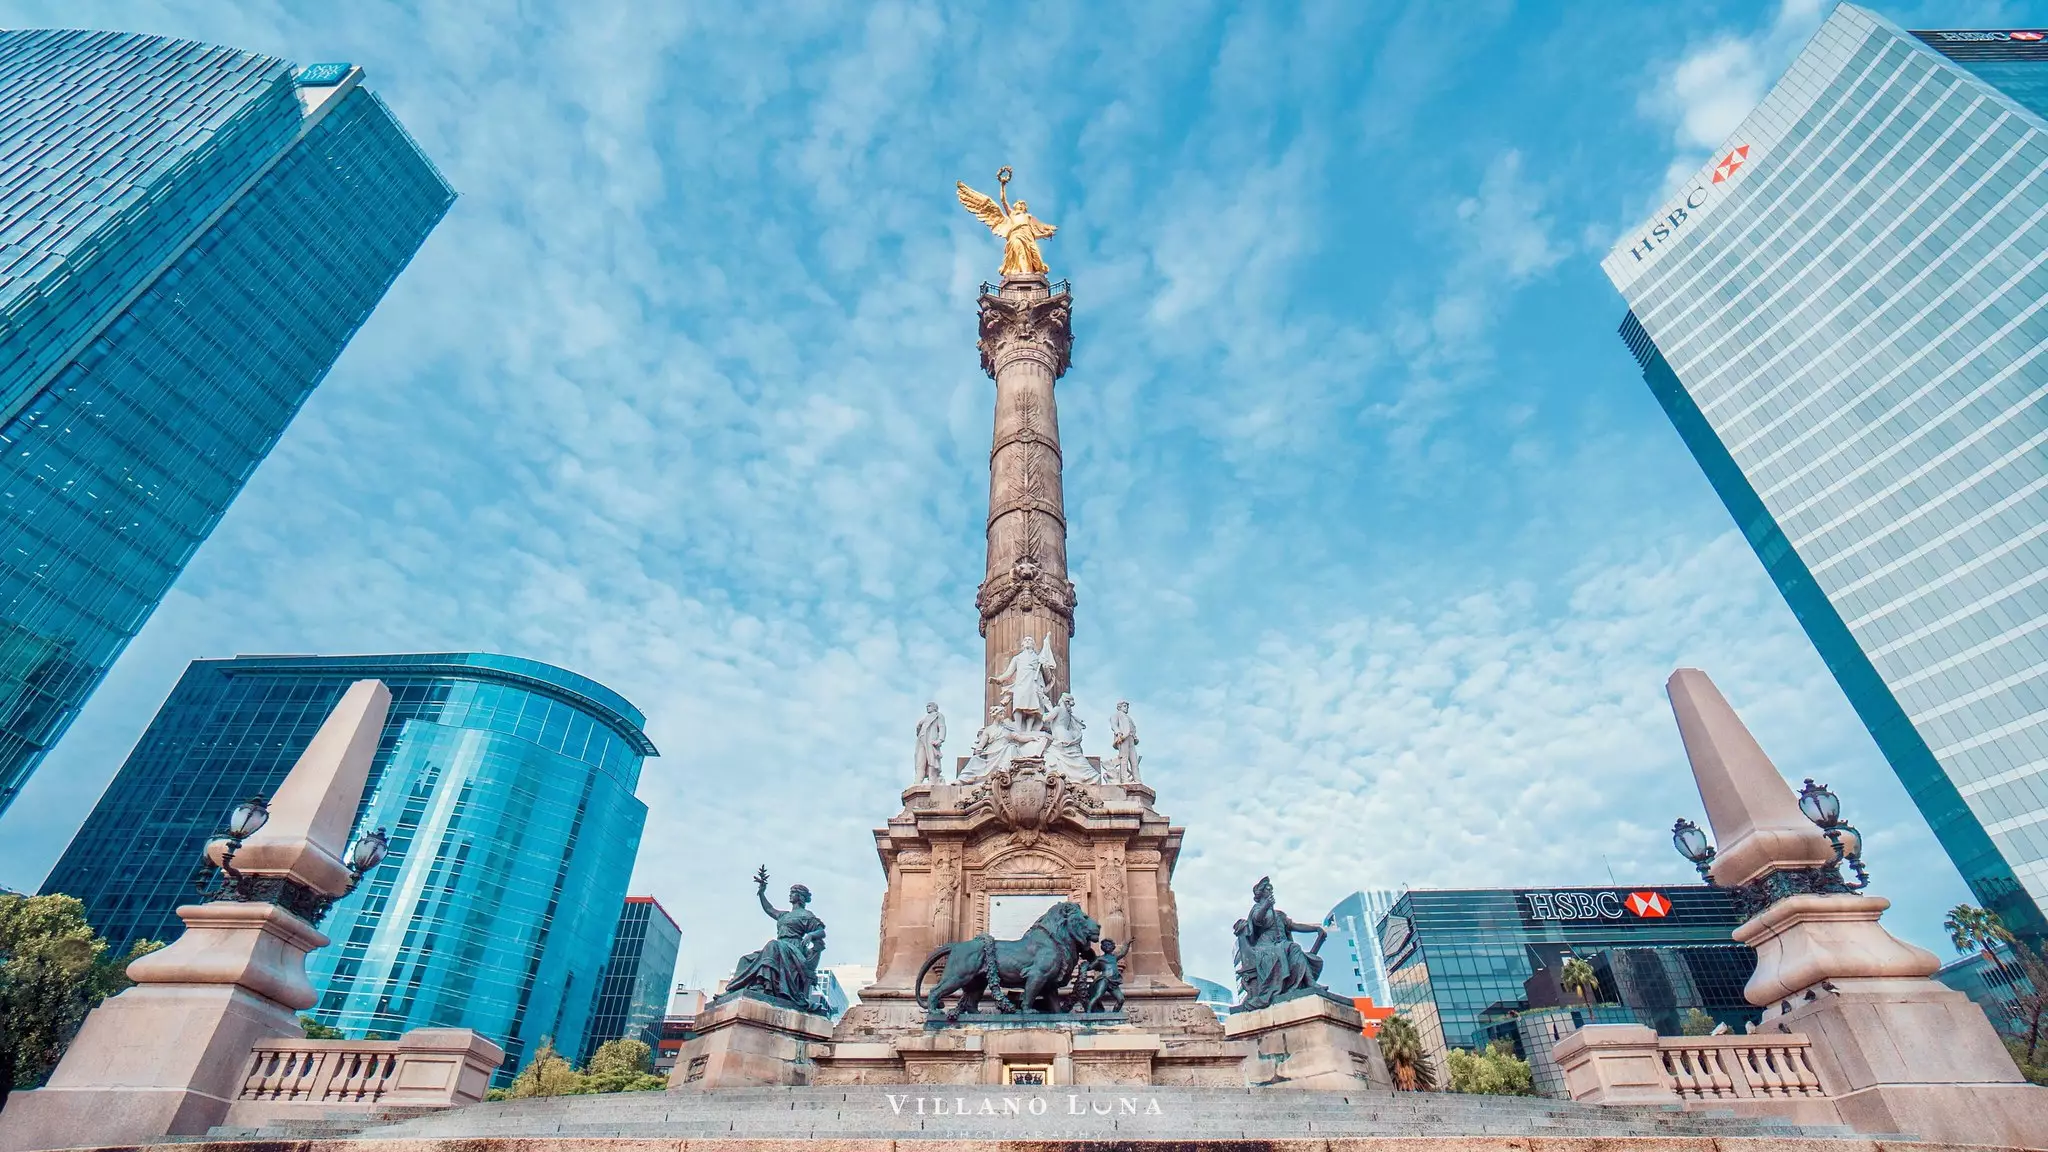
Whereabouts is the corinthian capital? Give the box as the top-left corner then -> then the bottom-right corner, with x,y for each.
978,289 -> 1073,380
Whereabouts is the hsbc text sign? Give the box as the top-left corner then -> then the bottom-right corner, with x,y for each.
1624,145 -> 1750,264
1932,30 -> 2045,42
1523,890 -> 1673,922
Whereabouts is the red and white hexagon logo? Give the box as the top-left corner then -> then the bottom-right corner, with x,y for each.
2012,31 -> 2044,41
1711,145 -> 1750,184
1626,891 -> 1671,918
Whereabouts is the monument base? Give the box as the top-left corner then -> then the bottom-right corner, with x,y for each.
0,983 -> 303,1152
1772,977 -> 2048,1146
1225,993 -> 1389,1090
666,996 -> 833,1090
811,1017 -> 1254,1087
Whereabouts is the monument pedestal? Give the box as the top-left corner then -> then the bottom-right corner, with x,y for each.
813,1020 -> 1254,1088
0,681 -> 391,1152
668,996 -> 834,1089
1772,977 -> 2048,1147
0,980 -> 304,1152
1225,993 -> 1389,1090
846,772 -> 1214,1042
1660,669 -> 2048,1146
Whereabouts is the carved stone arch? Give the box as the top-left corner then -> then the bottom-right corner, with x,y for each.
985,850 -> 1067,878
966,828 -> 1084,871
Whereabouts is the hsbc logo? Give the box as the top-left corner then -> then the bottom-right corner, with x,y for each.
1626,891 -> 1671,918
1627,144 -> 1752,263
1936,30 -> 2044,42
1524,889 -> 1675,922
1711,144 -> 1749,184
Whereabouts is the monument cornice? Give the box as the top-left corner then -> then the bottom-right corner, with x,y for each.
977,288 -> 1073,381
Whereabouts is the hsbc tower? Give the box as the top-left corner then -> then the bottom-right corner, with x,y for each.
1605,5 -> 2048,939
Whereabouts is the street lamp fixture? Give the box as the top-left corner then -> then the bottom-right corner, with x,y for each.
1797,779 -> 1870,890
208,795 -> 270,880
1670,817 -> 1717,883
344,827 -> 389,892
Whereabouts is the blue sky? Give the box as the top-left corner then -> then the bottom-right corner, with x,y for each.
0,0 -> 2040,989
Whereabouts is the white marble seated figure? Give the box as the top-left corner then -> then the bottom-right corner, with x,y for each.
958,706 -> 1010,782
1045,692 -> 1095,780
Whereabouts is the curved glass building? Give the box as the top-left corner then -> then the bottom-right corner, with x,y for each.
1605,5 -> 2048,938
0,32 -> 454,815
42,653 -> 657,1079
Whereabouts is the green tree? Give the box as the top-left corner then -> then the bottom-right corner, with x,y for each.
1445,1038 -> 1535,1096
507,1039 -> 586,1098
1376,1013 -> 1437,1092
299,1016 -> 346,1040
1559,956 -> 1601,1015
0,892 -> 161,1094
1997,936 -> 2048,1084
1677,1007 -> 1719,1037
581,1037 -> 666,1093
1945,904 -> 2016,972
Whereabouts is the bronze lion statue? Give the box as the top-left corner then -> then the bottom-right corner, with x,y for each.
915,900 -> 1101,1019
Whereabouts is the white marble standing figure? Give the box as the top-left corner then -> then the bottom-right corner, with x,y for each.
990,633 -> 1057,728
1111,701 -> 1141,783
958,705 -> 1009,782
913,702 -> 947,785
1046,692 -> 1094,780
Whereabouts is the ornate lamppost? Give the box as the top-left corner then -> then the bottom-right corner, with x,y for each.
1670,777 -> 1870,917
193,795 -> 389,925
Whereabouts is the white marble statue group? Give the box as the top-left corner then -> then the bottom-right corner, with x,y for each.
912,635 -> 1141,786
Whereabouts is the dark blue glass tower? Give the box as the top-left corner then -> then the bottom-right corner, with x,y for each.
0,31 -> 454,814
580,896 -> 683,1063
41,654 -> 657,1081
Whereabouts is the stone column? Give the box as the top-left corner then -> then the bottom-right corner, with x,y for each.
1665,668 -> 2048,1146
976,275 -> 1076,714
0,681 -> 390,1152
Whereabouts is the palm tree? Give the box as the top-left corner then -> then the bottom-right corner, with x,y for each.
1377,1012 -> 1437,1091
1559,955 -> 1601,1018
1945,904 -> 2015,980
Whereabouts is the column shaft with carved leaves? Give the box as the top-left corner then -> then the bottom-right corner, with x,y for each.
976,276 -> 1076,714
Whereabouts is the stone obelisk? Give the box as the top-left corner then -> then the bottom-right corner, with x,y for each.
975,275 -> 1076,713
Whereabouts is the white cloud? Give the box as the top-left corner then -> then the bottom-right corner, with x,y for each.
1157,529 -> 1969,985
0,0 -> 1975,1004
1639,0 -> 1830,195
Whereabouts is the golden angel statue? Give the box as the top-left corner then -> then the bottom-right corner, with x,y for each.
956,167 -> 1057,279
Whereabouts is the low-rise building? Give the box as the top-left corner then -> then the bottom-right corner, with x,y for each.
1380,886 -> 1759,1097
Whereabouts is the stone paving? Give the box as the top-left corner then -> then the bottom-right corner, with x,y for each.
194,1085 -> 1881,1144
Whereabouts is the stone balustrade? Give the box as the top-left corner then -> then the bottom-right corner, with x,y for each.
217,1028 -> 504,1129
1553,1024 -> 1842,1126
1653,1034 -> 1827,1100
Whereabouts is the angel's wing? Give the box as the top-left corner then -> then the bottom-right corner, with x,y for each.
956,182 -> 1006,231
1027,219 -> 1058,240
1041,633 -> 1058,673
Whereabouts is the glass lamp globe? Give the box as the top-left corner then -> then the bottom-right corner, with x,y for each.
349,828 -> 389,874
227,796 -> 271,840
1797,779 -> 1842,828
203,836 -> 233,867
1671,818 -> 1712,864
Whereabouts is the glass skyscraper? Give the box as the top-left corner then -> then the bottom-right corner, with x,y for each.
580,895 -> 682,1063
41,653 -> 656,1080
1380,887 -> 1758,1097
1321,888 -> 1402,1006
0,31 -> 453,814
1605,4 -> 2048,938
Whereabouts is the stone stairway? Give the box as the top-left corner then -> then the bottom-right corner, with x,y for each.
192,1105 -> 443,1142
276,1084 -> 1865,1142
